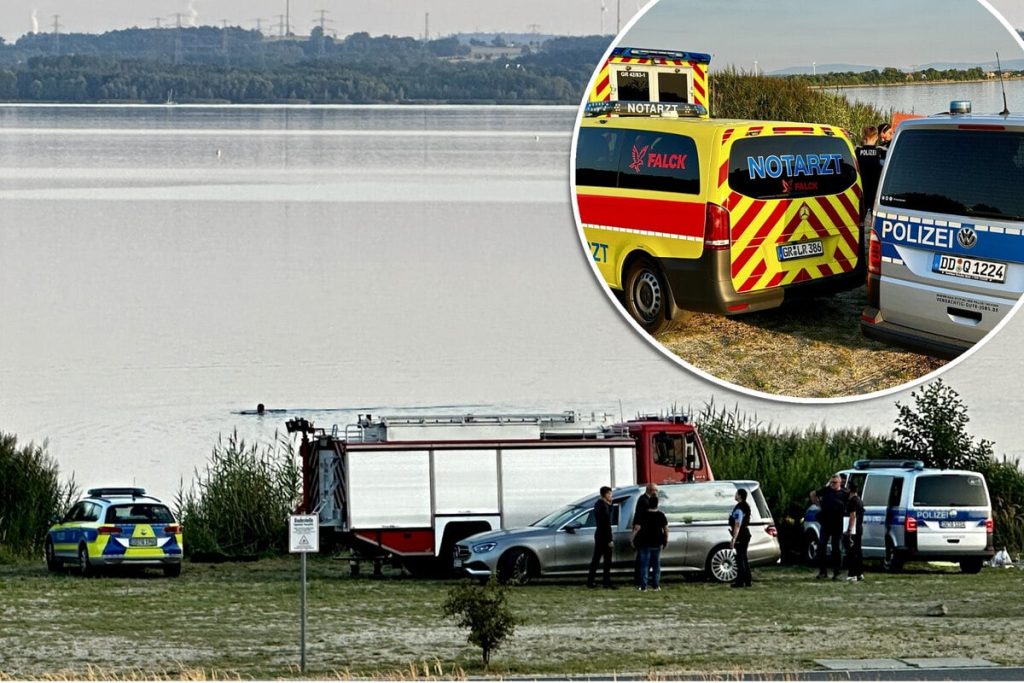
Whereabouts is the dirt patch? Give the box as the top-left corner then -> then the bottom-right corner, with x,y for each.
657,286 -> 947,398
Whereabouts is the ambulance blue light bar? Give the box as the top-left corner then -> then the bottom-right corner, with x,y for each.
585,100 -> 707,118
612,47 -> 712,65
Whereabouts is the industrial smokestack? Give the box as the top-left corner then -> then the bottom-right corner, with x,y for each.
187,0 -> 199,27
31,8 -> 39,34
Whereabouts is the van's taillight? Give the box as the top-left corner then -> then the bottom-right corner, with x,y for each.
986,519 -> 994,533
765,525 -> 778,537
704,203 -> 731,250
97,526 -> 122,535
868,229 -> 881,276
164,524 -> 181,535
905,516 -> 917,533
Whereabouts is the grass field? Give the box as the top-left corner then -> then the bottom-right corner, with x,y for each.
657,286 -> 946,398
2,558 -> 1023,679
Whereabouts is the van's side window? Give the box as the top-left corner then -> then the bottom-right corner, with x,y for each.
576,127 -> 622,188
862,474 -> 894,506
617,132 -> 700,195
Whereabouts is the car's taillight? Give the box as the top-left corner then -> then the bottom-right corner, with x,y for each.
97,526 -> 122,535
164,524 -> 181,535
905,516 -> 917,533
765,525 -> 778,537
704,203 -> 730,250
986,519 -> 994,533
868,228 -> 881,276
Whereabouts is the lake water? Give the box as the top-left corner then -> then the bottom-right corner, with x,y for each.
833,79 -> 1024,116
1,103 -> 1023,504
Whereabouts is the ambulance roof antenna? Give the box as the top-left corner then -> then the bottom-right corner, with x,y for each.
996,52 -> 1010,117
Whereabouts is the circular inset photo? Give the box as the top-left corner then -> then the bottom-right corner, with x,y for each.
572,0 -> 1024,401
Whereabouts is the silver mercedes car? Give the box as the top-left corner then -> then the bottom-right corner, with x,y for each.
454,481 -> 780,584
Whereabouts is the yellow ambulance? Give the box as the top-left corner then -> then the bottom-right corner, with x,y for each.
576,49 -> 863,335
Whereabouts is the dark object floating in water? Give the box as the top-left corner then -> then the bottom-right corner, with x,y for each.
238,403 -> 287,416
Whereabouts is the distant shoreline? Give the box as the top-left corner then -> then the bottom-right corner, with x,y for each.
812,76 -> 1022,90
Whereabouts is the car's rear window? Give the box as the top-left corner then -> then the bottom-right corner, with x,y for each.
728,135 -> 857,200
879,128 -> 1024,222
105,504 -> 175,524
912,474 -> 989,507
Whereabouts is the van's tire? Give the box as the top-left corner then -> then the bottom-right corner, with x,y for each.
497,549 -> 536,586
163,562 -> 182,578
802,530 -> 819,566
77,544 -> 95,578
45,540 -> 62,572
882,537 -> 904,573
706,544 -> 738,584
623,256 -> 674,336
959,558 -> 984,574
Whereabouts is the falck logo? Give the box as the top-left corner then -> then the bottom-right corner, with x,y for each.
782,179 -> 793,194
957,227 -> 977,249
629,144 -> 650,173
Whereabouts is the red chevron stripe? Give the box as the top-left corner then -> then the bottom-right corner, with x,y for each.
738,259 -> 768,292
694,80 -> 706,100
836,192 -> 860,226
792,268 -> 812,283
765,271 -> 785,288
730,201 -> 789,277
730,199 -> 767,243
818,263 -> 835,278
719,159 -> 730,188
596,74 -> 610,95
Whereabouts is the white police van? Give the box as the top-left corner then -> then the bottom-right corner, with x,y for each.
802,459 -> 994,573
861,102 -> 1024,357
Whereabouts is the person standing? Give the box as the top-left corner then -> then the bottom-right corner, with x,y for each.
810,475 -> 848,580
632,494 -> 668,591
877,122 -> 894,151
632,483 -> 659,587
845,482 -> 865,582
587,486 -> 615,589
730,488 -> 753,588
855,125 -> 883,220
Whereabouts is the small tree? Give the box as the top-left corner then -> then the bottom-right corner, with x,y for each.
443,577 -> 516,669
886,379 -> 993,469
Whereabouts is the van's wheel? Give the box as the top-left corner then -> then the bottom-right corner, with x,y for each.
623,256 -> 673,336
706,544 -> 738,584
802,530 -> 819,566
882,537 -> 904,573
77,544 -> 94,578
959,558 -> 984,574
45,540 -> 62,572
498,549 -> 535,586
163,563 -> 182,578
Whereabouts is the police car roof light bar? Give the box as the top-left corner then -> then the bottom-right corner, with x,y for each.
87,487 -> 147,498
611,47 -> 712,65
584,100 -> 707,119
852,459 -> 925,471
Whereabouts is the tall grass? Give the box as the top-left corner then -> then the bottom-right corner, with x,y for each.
711,69 -> 889,135
692,402 -> 887,556
175,431 -> 300,560
0,432 -> 77,560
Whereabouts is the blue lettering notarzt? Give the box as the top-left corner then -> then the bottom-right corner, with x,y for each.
747,152 -> 843,180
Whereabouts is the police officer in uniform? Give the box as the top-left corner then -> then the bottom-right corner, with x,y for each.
729,488 -> 753,588
855,125 -> 883,221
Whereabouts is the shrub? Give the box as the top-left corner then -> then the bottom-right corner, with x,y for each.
443,577 -> 516,669
175,431 -> 300,559
0,432 -> 77,559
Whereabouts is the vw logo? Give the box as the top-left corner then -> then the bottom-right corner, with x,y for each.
957,227 -> 977,249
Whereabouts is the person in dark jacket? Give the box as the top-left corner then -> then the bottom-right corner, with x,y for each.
811,475 -> 848,580
855,125 -> 883,220
587,486 -> 615,589
632,494 -> 668,591
729,488 -> 753,588
632,483 -> 659,587
844,482 -> 865,582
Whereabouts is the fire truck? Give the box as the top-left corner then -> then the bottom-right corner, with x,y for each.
289,411 -> 713,573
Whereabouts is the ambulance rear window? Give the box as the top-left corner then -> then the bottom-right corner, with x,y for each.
879,129 -> 1024,222
617,131 -> 700,195
615,69 -> 650,101
913,474 -> 989,508
728,136 -> 857,200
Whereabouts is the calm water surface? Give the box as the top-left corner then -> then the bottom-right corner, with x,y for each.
0,105 -> 1022,503
833,79 -> 1024,116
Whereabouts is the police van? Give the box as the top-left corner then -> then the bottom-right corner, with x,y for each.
861,102 -> 1024,357
802,460 -> 994,573
575,101 -> 864,334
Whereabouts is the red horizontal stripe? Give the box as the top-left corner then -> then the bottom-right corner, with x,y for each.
773,126 -> 815,134
577,194 -> 705,239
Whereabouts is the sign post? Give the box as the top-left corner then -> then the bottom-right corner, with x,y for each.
289,514 -> 319,673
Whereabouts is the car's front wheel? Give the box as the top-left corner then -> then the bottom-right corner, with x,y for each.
45,540 -> 62,572
706,544 -> 738,584
498,549 -> 535,586
77,545 -> 94,578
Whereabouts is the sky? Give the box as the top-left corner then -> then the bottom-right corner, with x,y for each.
623,0 -> 1024,72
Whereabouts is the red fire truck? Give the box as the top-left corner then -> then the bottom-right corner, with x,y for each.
289,411 -> 713,573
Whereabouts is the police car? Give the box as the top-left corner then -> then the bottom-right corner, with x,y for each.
802,460 -> 993,573
862,102 -> 1024,357
45,488 -> 183,577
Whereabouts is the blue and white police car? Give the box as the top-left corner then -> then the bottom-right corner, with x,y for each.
861,102 -> 1024,358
